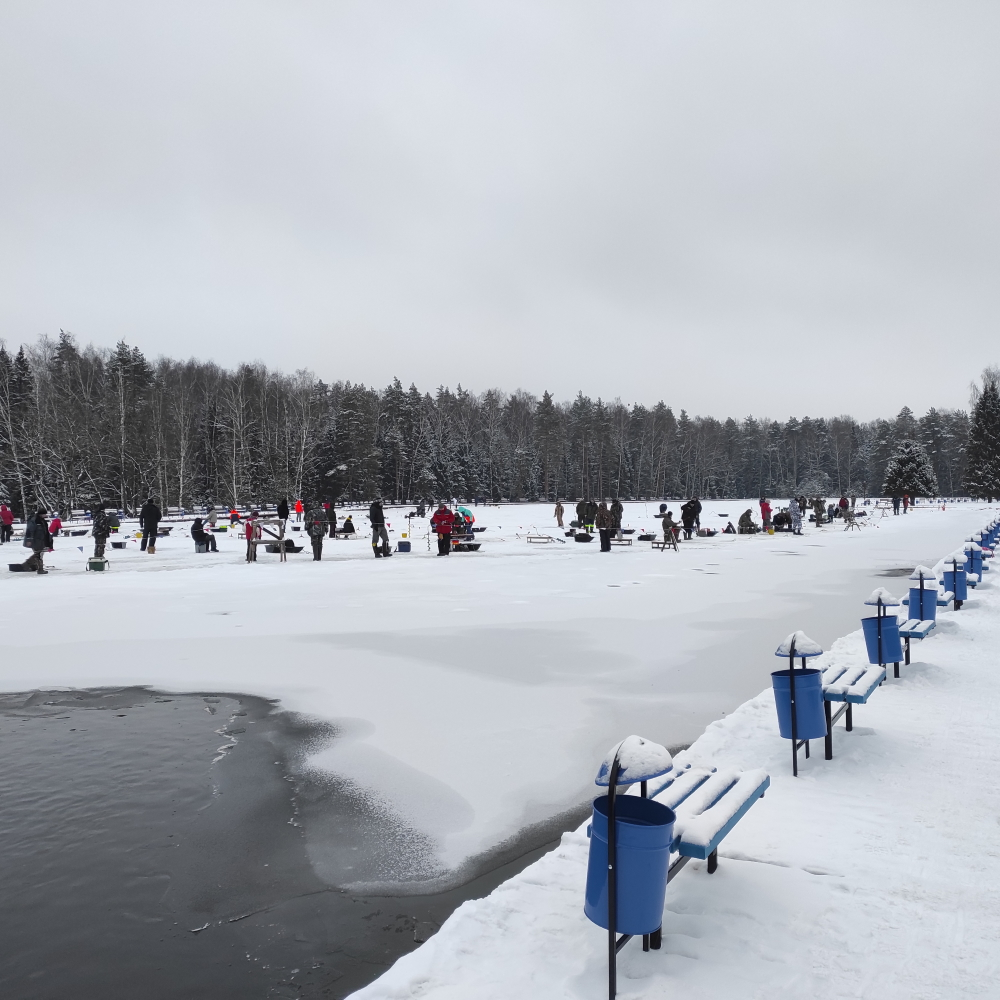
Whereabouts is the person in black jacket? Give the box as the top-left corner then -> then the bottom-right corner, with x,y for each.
139,498 -> 162,553
277,498 -> 290,523
369,499 -> 391,557
680,498 -> 700,540
22,509 -> 51,573
92,505 -> 111,557
307,508 -> 328,560
191,517 -> 218,552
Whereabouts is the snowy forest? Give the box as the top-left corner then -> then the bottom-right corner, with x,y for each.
0,333 -> 980,514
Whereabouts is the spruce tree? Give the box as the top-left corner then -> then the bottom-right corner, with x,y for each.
964,375 -> 1000,500
882,440 -> 939,497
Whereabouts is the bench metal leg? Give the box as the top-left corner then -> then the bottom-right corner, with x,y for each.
825,701 -> 833,760
707,849 -> 718,874
894,661 -> 900,679
804,739 -> 810,759
905,636 -> 911,666
650,926 -> 662,950
642,934 -> 649,952
846,703 -> 853,733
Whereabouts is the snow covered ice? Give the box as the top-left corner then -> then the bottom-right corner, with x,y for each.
1,500 -> 994,911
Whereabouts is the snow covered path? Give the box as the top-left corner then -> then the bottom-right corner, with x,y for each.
0,501 -> 993,888
349,531 -> 1000,999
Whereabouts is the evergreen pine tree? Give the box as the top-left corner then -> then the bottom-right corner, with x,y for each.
964,375 -> 1000,499
882,440 -> 939,497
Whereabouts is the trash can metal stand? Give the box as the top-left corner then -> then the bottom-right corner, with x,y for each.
771,631 -> 825,777
586,736 -> 674,1000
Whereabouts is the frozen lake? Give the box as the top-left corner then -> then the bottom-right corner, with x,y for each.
0,499 -> 987,894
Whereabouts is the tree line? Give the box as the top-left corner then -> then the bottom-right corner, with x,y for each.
0,332 -> 984,516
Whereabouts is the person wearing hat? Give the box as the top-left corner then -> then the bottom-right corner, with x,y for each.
139,497 -> 161,553
369,498 -> 391,558
430,502 -> 455,556
92,504 -> 111,557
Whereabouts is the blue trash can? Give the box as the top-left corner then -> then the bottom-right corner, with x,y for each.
908,585 -> 937,621
965,546 -> 983,577
584,795 -> 675,935
942,568 -> 967,602
771,668 -> 827,740
861,615 -> 903,665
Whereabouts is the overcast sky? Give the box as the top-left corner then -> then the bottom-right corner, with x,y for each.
1,2 -> 997,419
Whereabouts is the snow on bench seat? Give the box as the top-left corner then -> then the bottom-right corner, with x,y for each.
648,764 -> 770,860
898,619 -> 936,639
821,662 -> 885,704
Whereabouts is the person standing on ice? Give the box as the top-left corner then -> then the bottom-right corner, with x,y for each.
902,494 -> 910,513
277,497 -> 289,524
139,497 -> 161,553
0,503 -> 13,543
294,499 -> 304,521
554,500 -> 564,527
680,498 -> 699,539
92,505 -> 111,557
788,498 -> 802,535
369,498 -> 391,557
891,495 -> 901,514
812,497 -> 825,525
307,507 -> 327,561
206,506 -> 218,528
759,497 -> 772,530
430,502 -> 455,556
22,509 -> 51,573
575,499 -> 587,529
595,501 -> 614,551
610,498 -> 624,537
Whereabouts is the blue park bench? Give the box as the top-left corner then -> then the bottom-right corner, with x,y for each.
897,618 -> 936,664
820,661 -> 885,760
648,763 -> 770,882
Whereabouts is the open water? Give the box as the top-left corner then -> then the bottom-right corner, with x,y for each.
0,688 -> 558,999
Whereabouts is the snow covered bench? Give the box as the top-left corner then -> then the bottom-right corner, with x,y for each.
820,661 -> 885,760
897,619 -> 936,664
649,763 -> 770,882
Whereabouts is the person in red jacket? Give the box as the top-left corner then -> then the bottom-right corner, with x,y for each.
430,503 -> 455,556
759,497 -> 772,529
0,503 -> 14,544
294,499 -> 304,521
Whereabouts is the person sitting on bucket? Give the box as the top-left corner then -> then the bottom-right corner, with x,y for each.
738,509 -> 759,534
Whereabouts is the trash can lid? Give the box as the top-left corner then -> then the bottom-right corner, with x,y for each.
909,565 -> 937,582
774,630 -> 823,657
595,735 -> 673,786
864,587 -> 900,606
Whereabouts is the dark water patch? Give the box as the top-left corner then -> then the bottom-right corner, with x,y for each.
0,688 -> 560,999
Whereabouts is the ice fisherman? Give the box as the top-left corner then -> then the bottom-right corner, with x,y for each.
369,499 -> 392,557
430,503 -> 455,556
595,501 -> 614,552
307,507 -> 328,561
554,500 -> 565,528
681,498 -> 701,539
191,517 -> 218,552
738,509 -> 758,534
139,497 -> 162,553
610,498 -> 624,537
759,498 -> 772,530
92,505 -> 111,557
277,498 -> 290,523
0,503 -> 13,543
21,509 -> 51,574
788,498 -> 802,535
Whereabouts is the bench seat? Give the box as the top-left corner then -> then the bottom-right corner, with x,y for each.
648,764 -> 769,863
898,618 -> 936,639
821,662 -> 885,703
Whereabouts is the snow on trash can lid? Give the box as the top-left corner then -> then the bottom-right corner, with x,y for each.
774,630 -> 823,657
964,541 -> 982,552
944,550 -> 968,565
595,735 -> 673,786
909,565 -> 938,582
865,587 -> 900,607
